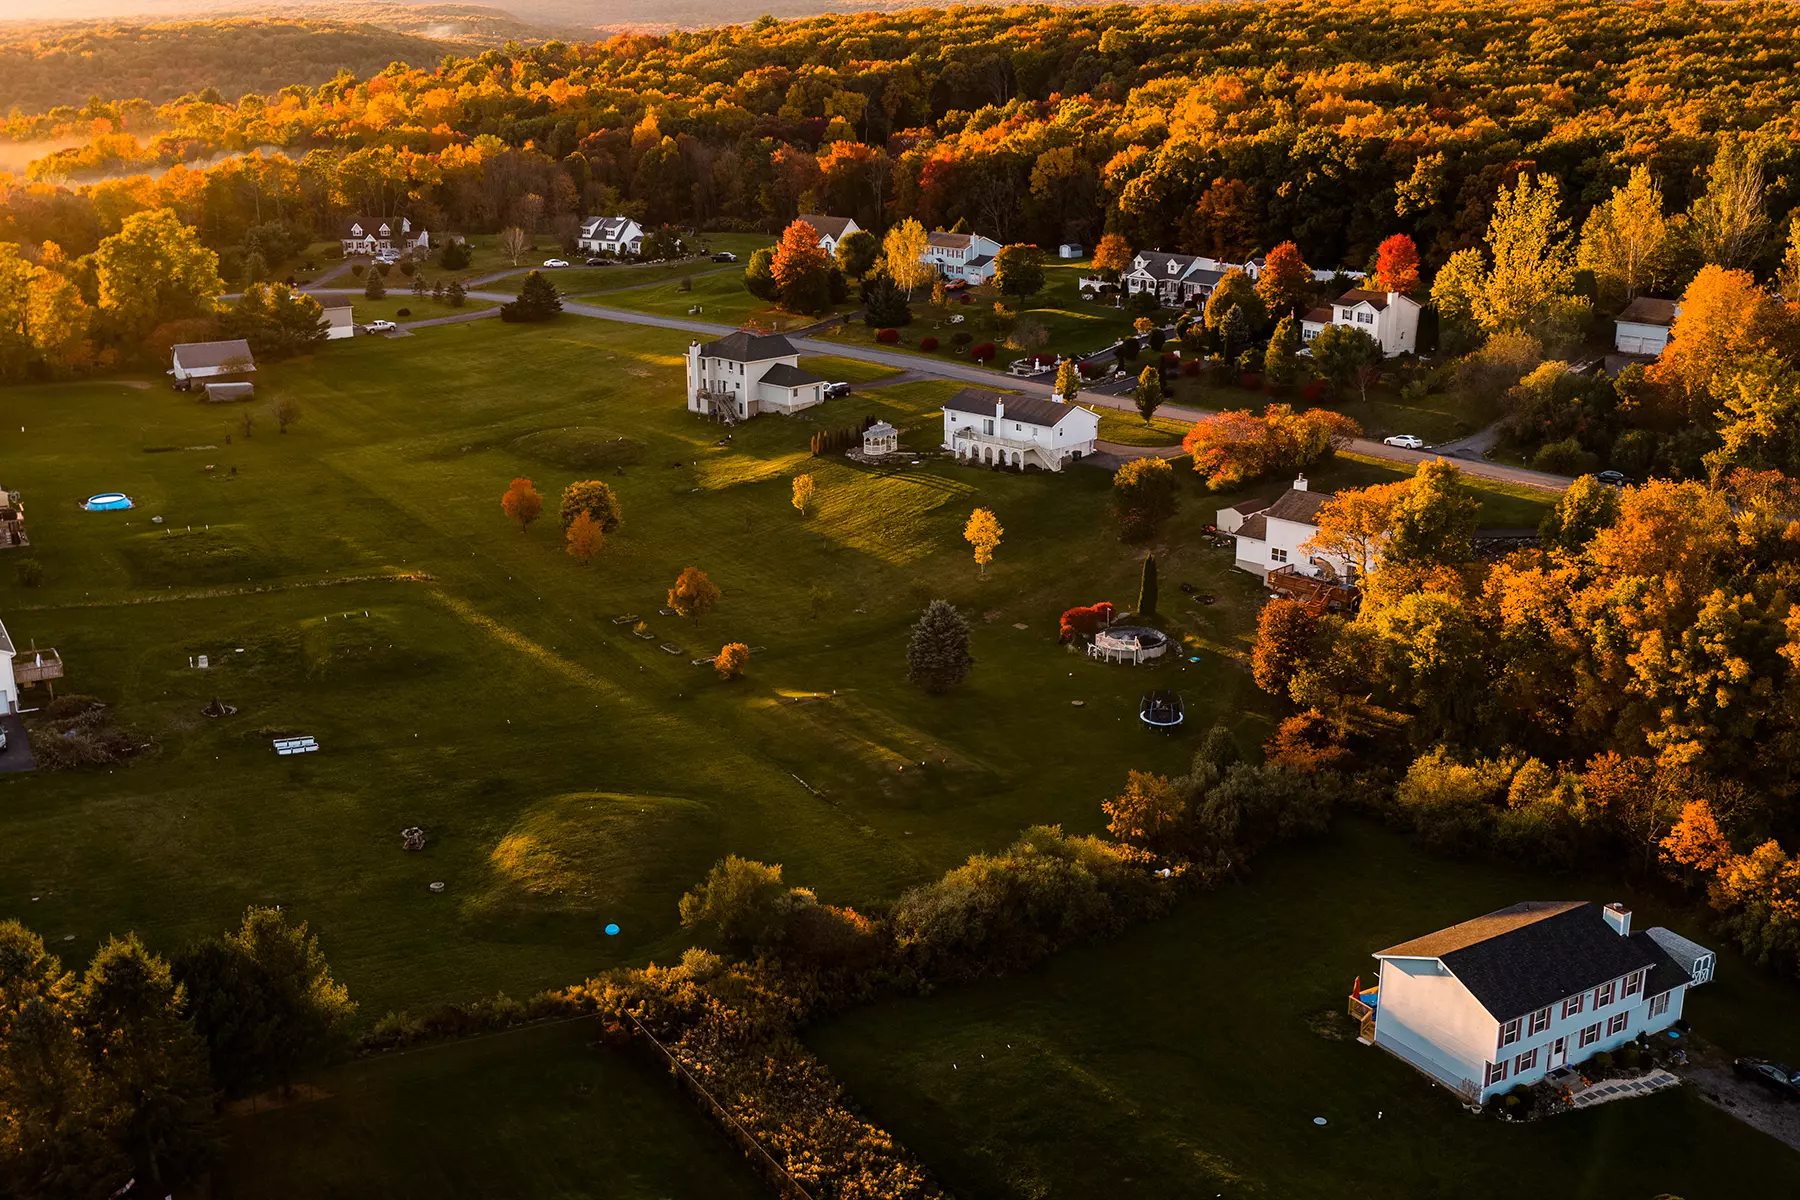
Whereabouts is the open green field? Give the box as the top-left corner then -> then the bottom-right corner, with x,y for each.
590,265 -> 855,332
1096,410 -> 1192,447
215,1019 -> 771,1199
810,818 -> 1800,1200
349,293 -> 496,323
0,315 -> 1274,1027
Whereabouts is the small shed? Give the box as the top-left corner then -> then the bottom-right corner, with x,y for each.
322,305 -> 355,340
1614,296 -> 1678,356
863,421 -> 899,456
1058,243 -> 1084,259
202,381 -> 256,403
170,339 -> 256,387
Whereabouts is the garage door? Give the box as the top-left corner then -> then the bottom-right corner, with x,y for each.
1618,335 -> 1653,355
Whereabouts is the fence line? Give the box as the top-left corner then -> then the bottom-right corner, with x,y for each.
619,1009 -> 817,1200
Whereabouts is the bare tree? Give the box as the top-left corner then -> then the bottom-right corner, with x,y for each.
498,226 -> 529,267
273,397 -> 302,433
1690,139 -> 1771,269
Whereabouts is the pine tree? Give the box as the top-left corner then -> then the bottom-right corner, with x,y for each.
1138,553 -> 1158,616
861,272 -> 912,326
364,269 -> 385,300
500,271 -> 563,322
907,599 -> 974,693
446,278 -> 466,307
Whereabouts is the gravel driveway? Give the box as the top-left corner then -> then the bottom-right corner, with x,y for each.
1690,1065 -> 1800,1153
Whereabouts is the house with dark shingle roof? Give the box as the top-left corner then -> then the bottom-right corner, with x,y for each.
923,231 -> 1003,284
1367,901 -> 1708,1103
1299,287 -> 1421,356
1227,475 -> 1357,583
939,388 -> 1099,472
576,215 -> 645,257
685,331 -> 826,420
169,339 -> 255,387
797,214 -> 861,254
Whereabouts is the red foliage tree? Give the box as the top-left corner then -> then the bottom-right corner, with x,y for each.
1373,233 -> 1421,294
1059,601 -> 1116,642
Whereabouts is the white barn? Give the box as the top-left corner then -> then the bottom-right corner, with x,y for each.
1614,296 -> 1678,356
170,340 -> 256,387
923,231 -> 1002,284
685,331 -> 826,421
940,389 -> 1099,471
1301,289 -> 1421,357
577,216 -> 645,257
322,305 -> 355,340
1368,901 -> 1706,1104
799,214 -> 861,255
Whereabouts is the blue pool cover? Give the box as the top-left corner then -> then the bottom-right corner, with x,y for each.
83,493 -> 134,511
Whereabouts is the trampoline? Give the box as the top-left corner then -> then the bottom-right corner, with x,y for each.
1140,689 -> 1185,731
82,493 -> 134,511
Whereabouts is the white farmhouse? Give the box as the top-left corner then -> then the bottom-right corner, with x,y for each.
170,340 -> 256,388
1229,476 -> 1357,584
923,231 -> 1002,284
1613,296 -> 1679,356
341,216 -> 428,257
1366,901 -> 1705,1104
799,214 -> 861,256
1301,288 -> 1422,357
941,389 -> 1099,471
577,216 -> 645,257
1118,251 -> 1225,307
685,331 -> 826,421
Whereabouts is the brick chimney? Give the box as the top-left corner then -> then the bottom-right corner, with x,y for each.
1602,903 -> 1631,937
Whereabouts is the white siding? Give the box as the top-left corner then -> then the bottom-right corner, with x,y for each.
1614,321 -> 1671,356
1374,958 -> 1494,1098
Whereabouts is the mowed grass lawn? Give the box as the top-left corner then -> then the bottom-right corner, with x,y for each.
0,315 -> 1273,1026
214,1019 -> 771,1199
593,266 -> 856,332
809,818 -> 1800,1200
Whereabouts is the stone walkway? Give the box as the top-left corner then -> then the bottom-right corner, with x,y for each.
1565,1068 -> 1681,1110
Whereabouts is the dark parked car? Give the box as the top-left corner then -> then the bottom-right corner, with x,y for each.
823,381 -> 852,398
1595,469 -> 1631,487
584,257 -> 611,266
1735,1058 -> 1800,1100
712,251 -> 737,262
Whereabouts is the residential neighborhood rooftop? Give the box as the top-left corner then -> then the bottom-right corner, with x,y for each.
1377,901 -> 1689,1021
696,331 -> 800,362
798,214 -> 856,240
1617,295 -> 1679,326
171,339 -> 255,370
942,388 -> 1083,427
759,362 -> 824,388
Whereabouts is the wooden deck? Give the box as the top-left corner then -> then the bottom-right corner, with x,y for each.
1268,565 -> 1358,610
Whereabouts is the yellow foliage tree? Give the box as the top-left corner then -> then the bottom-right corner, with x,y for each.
881,218 -> 933,296
714,641 -> 750,679
791,473 -> 816,516
669,566 -> 721,624
964,508 -> 1003,578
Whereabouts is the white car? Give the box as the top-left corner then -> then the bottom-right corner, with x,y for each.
365,319 -> 397,334
1383,434 -> 1425,450
543,258 -> 570,268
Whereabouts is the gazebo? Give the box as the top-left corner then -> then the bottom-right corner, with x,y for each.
862,421 -> 899,456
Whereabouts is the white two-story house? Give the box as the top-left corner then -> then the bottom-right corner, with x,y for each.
800,214 -> 861,256
923,231 -> 1002,284
1228,476 -> 1357,584
941,389 -> 1099,471
577,216 -> 645,257
342,216 -> 428,257
1301,289 -> 1421,357
685,331 -> 826,421
1367,901 -> 1707,1104
1118,251 -> 1227,307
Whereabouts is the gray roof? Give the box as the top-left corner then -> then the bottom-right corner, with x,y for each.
1644,926 -> 1714,980
760,362 -> 824,388
1130,250 -> 1198,278
1617,296 -> 1678,327
1262,487 -> 1333,525
0,617 -> 13,656
1224,498 -> 1270,516
799,214 -> 856,241
172,340 -> 255,371
581,215 -> 639,239
942,388 -> 1083,428
928,231 -> 975,249
697,331 -> 799,363
1236,513 -> 1268,541
1377,901 -> 1688,1021
965,253 -> 994,269
344,216 -> 395,238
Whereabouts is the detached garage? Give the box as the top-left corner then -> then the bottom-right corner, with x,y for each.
1614,296 -> 1679,356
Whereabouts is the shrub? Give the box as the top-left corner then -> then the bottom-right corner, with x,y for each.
350,263 -> 365,277
970,342 -> 996,363
1615,1043 -> 1642,1071
375,262 -> 392,278
1078,360 -> 1103,378
877,327 -> 900,343
1182,358 -> 1201,376
1300,379 -> 1326,402
1162,352 -> 1180,369
395,307 -> 411,318
951,330 -> 973,348
919,336 -> 938,351
1532,436 -> 1600,476
15,558 -> 43,587
1592,1050 -> 1614,1073
398,260 -> 416,277
560,479 -> 624,532
1239,371 -> 1262,390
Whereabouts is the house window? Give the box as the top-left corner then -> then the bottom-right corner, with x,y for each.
1607,1013 -> 1629,1037
1595,981 -> 1616,1009
1649,991 -> 1670,1018
1578,1023 -> 1602,1049
1624,969 -> 1644,998
1484,1060 -> 1508,1087
1499,1018 -> 1522,1049
1515,1048 -> 1538,1074
1015,424 -> 1023,432
1270,548 -> 1289,564
1562,994 -> 1585,1019
1358,311 -> 1374,324
983,419 -> 995,436
1528,1007 -> 1552,1036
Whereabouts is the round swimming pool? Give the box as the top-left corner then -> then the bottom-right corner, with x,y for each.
1108,626 -> 1167,648
83,493 -> 134,511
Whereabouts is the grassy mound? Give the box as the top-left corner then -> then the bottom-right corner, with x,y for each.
300,609 -> 435,680
119,524 -> 283,587
464,792 -> 719,926
512,426 -> 648,470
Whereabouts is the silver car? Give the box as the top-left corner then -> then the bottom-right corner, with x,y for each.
1383,434 -> 1425,450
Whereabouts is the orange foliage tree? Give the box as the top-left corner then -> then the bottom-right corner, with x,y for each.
1646,264 -> 1793,420
1372,233 -> 1421,293
714,641 -> 751,679
669,566 -> 721,624
1102,769 -> 1188,856
771,219 -> 831,313
1182,404 -> 1360,490
1252,598 -> 1320,696
1091,233 -> 1132,277
565,510 -> 602,564
1255,240 -> 1311,316
501,477 -> 542,533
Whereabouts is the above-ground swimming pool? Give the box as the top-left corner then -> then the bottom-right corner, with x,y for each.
82,493 -> 134,511
1089,625 -> 1170,664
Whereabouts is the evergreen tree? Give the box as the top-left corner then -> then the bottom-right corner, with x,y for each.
446,278 -> 467,307
439,239 -> 471,270
500,270 -> 562,322
1138,553 -> 1158,616
364,268 -> 385,300
1134,364 -> 1163,423
861,272 -> 912,327
743,247 -> 778,300
1263,314 -> 1301,389
1220,303 -> 1252,363
907,599 -> 974,694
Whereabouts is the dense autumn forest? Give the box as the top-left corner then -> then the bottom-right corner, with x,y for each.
0,0 -> 1794,275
